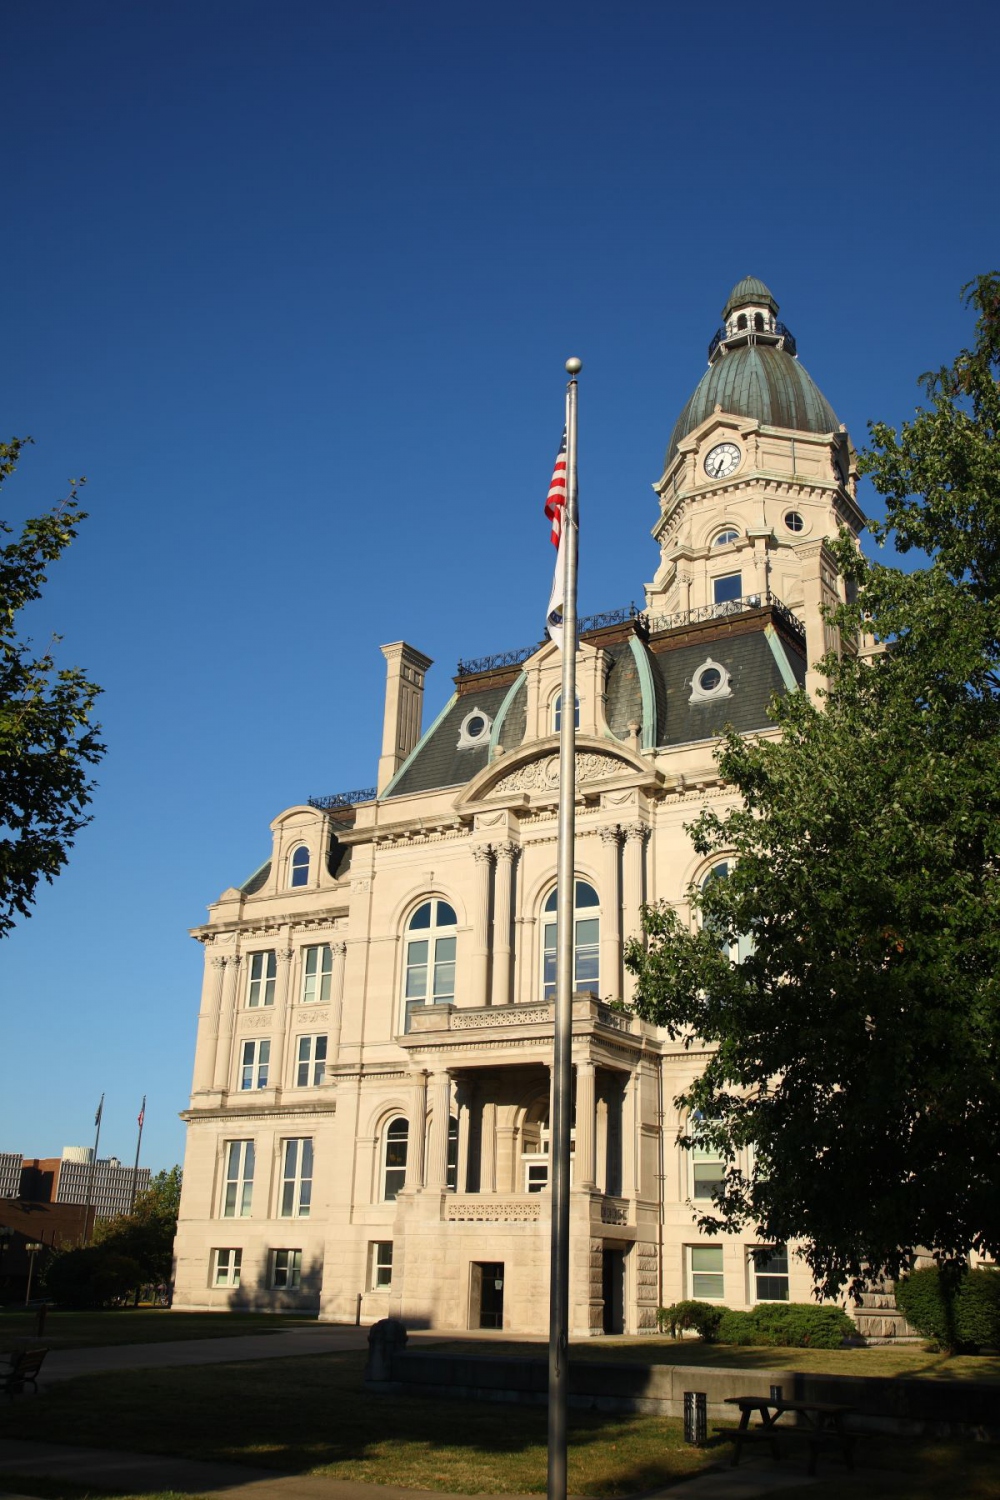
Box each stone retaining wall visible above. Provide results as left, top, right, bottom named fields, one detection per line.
left=369, top=1350, right=1000, bottom=1438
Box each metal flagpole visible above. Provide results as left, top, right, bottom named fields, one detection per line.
left=130, top=1096, right=146, bottom=1213
left=548, top=356, right=581, bottom=1500
left=84, top=1094, right=104, bottom=1245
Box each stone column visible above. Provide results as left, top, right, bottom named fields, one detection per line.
left=328, top=941, right=348, bottom=1065
left=192, top=953, right=227, bottom=1094
left=575, top=1059, right=597, bottom=1191
left=622, top=1069, right=637, bottom=1199
left=621, top=823, right=647, bottom=1003
left=426, top=1070, right=453, bottom=1190
left=212, top=955, right=242, bottom=1091
left=406, top=1071, right=428, bottom=1190
left=470, top=845, right=493, bottom=1009
left=491, top=842, right=517, bottom=1007
left=496, top=1124, right=518, bottom=1195
left=599, top=825, right=622, bottom=1002
left=455, top=1077, right=471, bottom=1194
left=270, top=943, right=295, bottom=1089
left=480, top=1100, right=497, bottom=1193
left=514, top=918, right=535, bottom=1005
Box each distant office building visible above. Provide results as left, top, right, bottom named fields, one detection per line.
left=0, top=1153, right=22, bottom=1199
left=16, top=1149, right=150, bottom=1221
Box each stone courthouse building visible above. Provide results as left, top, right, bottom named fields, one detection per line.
left=173, top=278, right=865, bottom=1333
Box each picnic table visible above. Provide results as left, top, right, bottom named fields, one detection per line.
left=724, top=1394, right=857, bottom=1475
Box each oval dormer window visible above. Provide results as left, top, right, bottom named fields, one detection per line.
left=457, top=706, right=493, bottom=750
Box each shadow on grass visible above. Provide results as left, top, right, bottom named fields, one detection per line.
left=0, top=1308, right=318, bottom=1353
left=0, top=1350, right=727, bottom=1496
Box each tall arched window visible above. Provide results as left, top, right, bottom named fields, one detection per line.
left=403, top=899, right=458, bottom=1031
left=289, top=845, right=310, bottom=888
left=383, top=1118, right=408, bottom=1200
left=542, top=880, right=600, bottom=999
left=552, top=694, right=580, bottom=733
left=702, top=861, right=753, bottom=963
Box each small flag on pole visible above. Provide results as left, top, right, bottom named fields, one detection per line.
left=137, top=1096, right=146, bottom=1129
left=95, top=1094, right=104, bottom=1128
left=546, top=430, right=568, bottom=650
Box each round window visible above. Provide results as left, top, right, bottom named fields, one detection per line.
left=784, top=510, right=804, bottom=533
left=466, top=716, right=486, bottom=739
left=699, top=668, right=722, bottom=692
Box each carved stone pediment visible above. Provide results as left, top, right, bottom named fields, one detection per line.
left=457, top=735, right=657, bottom=810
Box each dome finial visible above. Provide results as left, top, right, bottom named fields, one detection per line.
left=722, top=276, right=779, bottom=321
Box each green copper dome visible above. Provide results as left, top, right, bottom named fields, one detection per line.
left=665, top=282, right=840, bottom=466
left=722, top=275, right=778, bottom=319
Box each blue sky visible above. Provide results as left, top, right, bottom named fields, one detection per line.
left=2, top=0, right=997, bottom=1175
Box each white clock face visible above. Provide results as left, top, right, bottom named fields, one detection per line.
left=704, top=441, right=741, bottom=480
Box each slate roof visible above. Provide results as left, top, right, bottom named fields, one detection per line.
left=385, top=681, right=515, bottom=799
left=648, top=625, right=805, bottom=745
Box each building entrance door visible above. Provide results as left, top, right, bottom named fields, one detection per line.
left=601, top=1248, right=625, bottom=1334
left=471, top=1261, right=505, bottom=1329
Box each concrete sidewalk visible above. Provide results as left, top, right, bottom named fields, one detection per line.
left=40, top=1325, right=373, bottom=1383
left=0, top=1437, right=827, bottom=1500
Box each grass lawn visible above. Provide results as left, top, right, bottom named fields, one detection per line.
left=1, top=1349, right=998, bottom=1496
left=0, top=1308, right=316, bottom=1352
left=451, top=1335, right=1000, bottom=1383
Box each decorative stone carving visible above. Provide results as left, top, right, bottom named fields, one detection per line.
left=239, top=1015, right=273, bottom=1032
left=451, top=1006, right=550, bottom=1030
left=211, top=957, right=227, bottom=970
left=446, top=1198, right=542, bottom=1222
left=596, top=1005, right=632, bottom=1033
left=491, top=751, right=630, bottom=797
left=493, top=840, right=519, bottom=863
left=621, top=822, right=648, bottom=843
left=278, top=948, right=295, bottom=965
left=600, top=1201, right=630, bottom=1225
left=331, top=941, right=348, bottom=957
left=471, top=844, right=494, bottom=864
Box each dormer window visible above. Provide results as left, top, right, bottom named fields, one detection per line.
left=457, top=706, right=493, bottom=750
left=290, top=845, right=310, bottom=888
left=553, top=693, right=580, bottom=733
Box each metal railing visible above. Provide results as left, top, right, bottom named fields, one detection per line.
left=456, top=605, right=648, bottom=676
left=308, top=787, right=376, bottom=811
left=648, top=592, right=804, bottom=638
left=707, top=320, right=797, bottom=361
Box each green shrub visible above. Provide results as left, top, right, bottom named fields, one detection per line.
left=44, top=1246, right=141, bottom=1308
left=716, top=1302, right=854, bottom=1348
left=717, top=1309, right=757, bottom=1344
left=657, top=1300, right=726, bottom=1341
left=896, top=1265, right=1000, bottom=1352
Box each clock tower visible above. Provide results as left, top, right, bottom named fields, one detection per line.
left=645, top=276, right=865, bottom=696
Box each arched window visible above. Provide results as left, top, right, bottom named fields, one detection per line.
left=712, top=529, right=740, bottom=547
left=702, top=861, right=753, bottom=963
left=383, top=1118, right=408, bottom=1200
left=542, top=880, right=600, bottom=999
left=753, top=312, right=764, bottom=332
left=403, top=898, right=458, bottom=1031
left=552, top=693, right=580, bottom=733
left=736, top=313, right=747, bottom=331
left=290, top=845, right=310, bottom=888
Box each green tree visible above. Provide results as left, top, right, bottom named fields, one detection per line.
left=1, top=438, right=104, bottom=937
left=96, top=1166, right=182, bottom=1285
left=625, top=274, right=1000, bottom=1300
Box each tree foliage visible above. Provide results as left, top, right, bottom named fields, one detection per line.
left=626, top=274, right=1000, bottom=1299
left=95, top=1166, right=182, bottom=1284
left=0, top=437, right=104, bottom=937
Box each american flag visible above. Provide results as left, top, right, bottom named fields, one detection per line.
left=138, top=1095, right=146, bottom=1129
left=544, top=429, right=567, bottom=547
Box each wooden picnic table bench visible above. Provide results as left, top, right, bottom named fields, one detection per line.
left=2, top=1346, right=48, bottom=1399
left=724, top=1394, right=857, bottom=1475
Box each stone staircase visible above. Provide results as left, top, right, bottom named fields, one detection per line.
left=852, top=1281, right=922, bottom=1343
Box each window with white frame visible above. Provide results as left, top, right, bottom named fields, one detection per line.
left=212, top=1248, right=242, bottom=1288
left=279, top=1138, right=313, bottom=1217
left=246, top=951, right=277, bottom=1007
left=271, top=1248, right=302, bottom=1289
left=542, top=880, right=600, bottom=999
left=552, top=693, right=580, bottom=733
left=296, top=1034, right=327, bottom=1087
left=688, top=1244, right=724, bottom=1300
left=403, top=899, right=457, bottom=1031
left=713, top=528, right=740, bottom=547
left=751, top=1246, right=790, bottom=1301
left=689, top=1112, right=726, bottom=1202
left=301, top=944, right=333, bottom=1004
left=713, top=572, right=742, bottom=604
left=239, top=1039, right=270, bottom=1091
left=521, top=1110, right=574, bottom=1192
left=370, top=1241, right=393, bottom=1290
left=382, top=1118, right=408, bottom=1201
left=221, top=1140, right=255, bottom=1217
left=289, top=844, right=310, bottom=887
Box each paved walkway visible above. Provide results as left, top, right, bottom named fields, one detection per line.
left=40, top=1324, right=373, bottom=1383
left=0, top=1437, right=824, bottom=1500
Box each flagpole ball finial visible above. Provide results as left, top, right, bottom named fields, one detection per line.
left=565, top=357, right=582, bottom=375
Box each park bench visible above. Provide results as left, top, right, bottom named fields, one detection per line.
left=2, top=1346, right=48, bottom=1399
left=724, top=1394, right=857, bottom=1475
